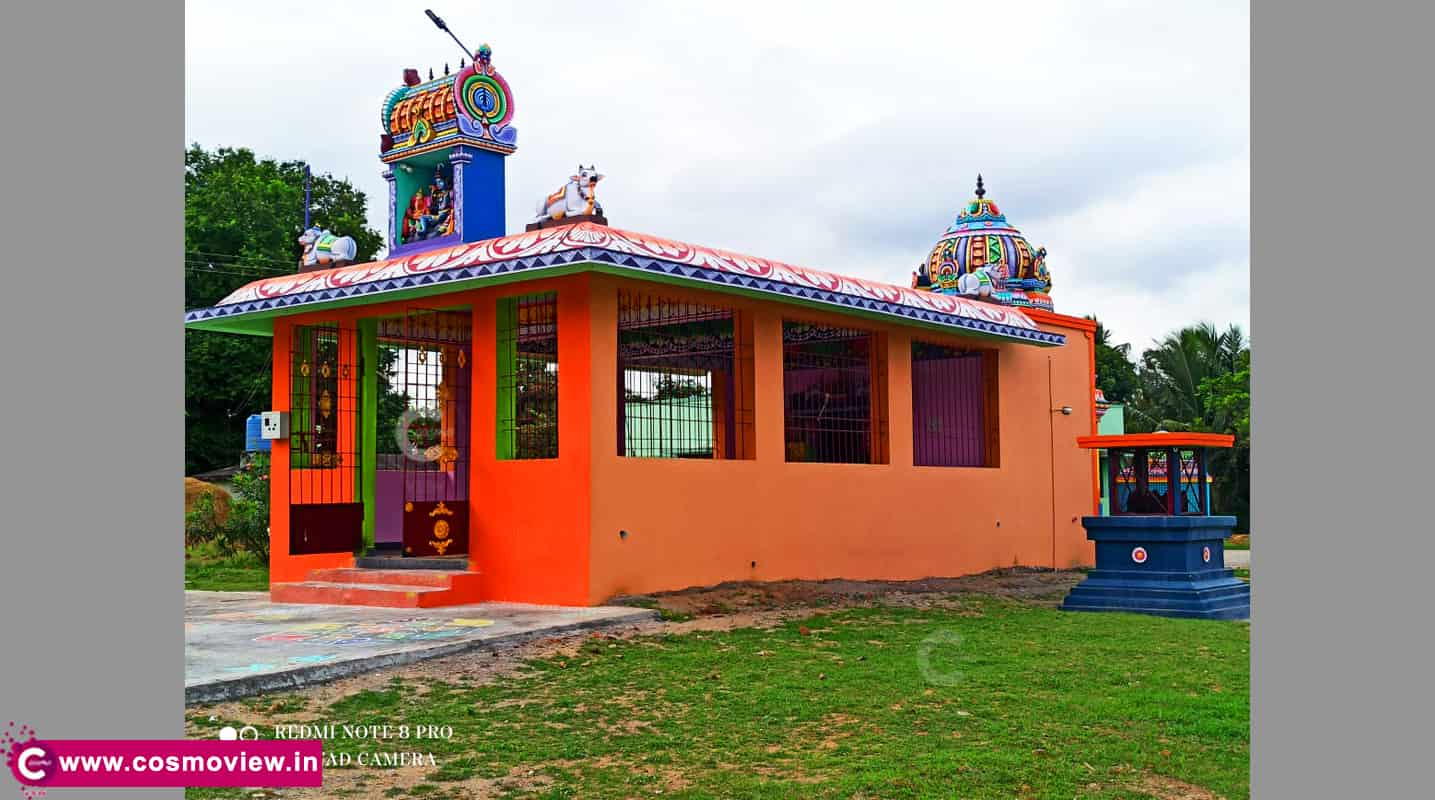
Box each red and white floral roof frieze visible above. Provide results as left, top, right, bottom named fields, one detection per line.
left=193, top=223, right=1063, bottom=346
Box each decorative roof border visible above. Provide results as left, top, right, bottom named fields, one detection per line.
left=185, top=223, right=1065, bottom=346
left=380, top=132, right=514, bottom=162
left=1077, top=433, right=1235, bottom=450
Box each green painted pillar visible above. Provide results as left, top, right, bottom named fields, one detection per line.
left=359, top=318, right=379, bottom=552
left=495, top=297, right=516, bottom=460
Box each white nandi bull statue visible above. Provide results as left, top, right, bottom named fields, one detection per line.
left=956, top=264, right=1006, bottom=299
left=298, top=226, right=358, bottom=270
left=532, top=165, right=604, bottom=225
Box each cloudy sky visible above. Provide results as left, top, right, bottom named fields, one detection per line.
left=186, top=0, right=1249, bottom=352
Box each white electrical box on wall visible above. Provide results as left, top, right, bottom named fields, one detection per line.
left=259, top=411, right=288, bottom=440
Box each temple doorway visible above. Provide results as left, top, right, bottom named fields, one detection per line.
left=370, top=309, right=472, bottom=559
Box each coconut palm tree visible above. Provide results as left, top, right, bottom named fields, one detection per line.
left=1127, top=322, right=1251, bottom=532
left=1130, top=323, right=1246, bottom=431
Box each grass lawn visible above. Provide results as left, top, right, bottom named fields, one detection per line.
left=184, top=546, right=268, bottom=592
left=1224, top=536, right=1250, bottom=551
left=187, top=595, right=1249, bottom=799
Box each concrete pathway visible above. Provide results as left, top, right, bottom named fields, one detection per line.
left=185, top=592, right=654, bottom=705
left=1225, top=549, right=1250, bottom=568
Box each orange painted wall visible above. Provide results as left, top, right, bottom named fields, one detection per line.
left=585, top=274, right=1096, bottom=605
left=468, top=275, right=593, bottom=606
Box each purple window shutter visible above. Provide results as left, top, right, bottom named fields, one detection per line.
left=912, top=351, right=986, bottom=467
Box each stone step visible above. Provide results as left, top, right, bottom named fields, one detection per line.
left=271, top=568, right=483, bottom=608
left=1061, top=598, right=1251, bottom=621
left=1070, top=580, right=1251, bottom=597
left=308, top=568, right=470, bottom=588
left=270, top=581, right=453, bottom=608
left=355, top=554, right=469, bottom=570
left=1083, top=568, right=1241, bottom=584
left=1061, top=580, right=1250, bottom=619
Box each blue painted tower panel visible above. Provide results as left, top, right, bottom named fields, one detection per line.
left=459, top=146, right=506, bottom=242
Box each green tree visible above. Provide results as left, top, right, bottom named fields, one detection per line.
left=373, top=344, right=412, bottom=456
left=654, top=375, right=708, bottom=400
left=185, top=145, right=382, bottom=474
left=514, top=356, right=559, bottom=457
left=1129, top=322, right=1245, bottom=431
left=1127, top=322, right=1251, bottom=532
left=1087, top=317, right=1139, bottom=403
left=1196, top=348, right=1251, bottom=531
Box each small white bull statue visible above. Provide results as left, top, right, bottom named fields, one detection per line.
left=298, top=226, right=358, bottom=269
left=956, top=264, right=1004, bottom=299
left=532, top=165, right=604, bottom=225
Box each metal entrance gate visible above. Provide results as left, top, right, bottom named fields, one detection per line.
left=382, top=310, right=472, bottom=557
left=288, top=322, right=364, bottom=554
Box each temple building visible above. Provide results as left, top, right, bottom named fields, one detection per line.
left=184, top=44, right=1101, bottom=607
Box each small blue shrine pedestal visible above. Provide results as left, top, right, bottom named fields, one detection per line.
left=1060, top=516, right=1250, bottom=619
left=1061, top=432, right=1249, bottom=620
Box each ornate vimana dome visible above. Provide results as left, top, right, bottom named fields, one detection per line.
left=911, top=175, right=1054, bottom=311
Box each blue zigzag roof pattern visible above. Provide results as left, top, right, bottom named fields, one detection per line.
left=184, top=246, right=1065, bottom=346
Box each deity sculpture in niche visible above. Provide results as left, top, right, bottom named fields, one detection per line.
left=401, top=164, right=457, bottom=244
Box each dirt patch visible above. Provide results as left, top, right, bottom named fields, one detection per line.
left=1135, top=773, right=1228, bottom=800
left=464, top=757, right=688, bottom=797
left=467, top=763, right=559, bottom=796
left=747, top=763, right=828, bottom=785
left=610, top=568, right=1082, bottom=619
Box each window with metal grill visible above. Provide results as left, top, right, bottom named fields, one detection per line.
left=289, top=322, right=354, bottom=470
left=782, top=321, right=888, bottom=464
left=287, top=322, right=364, bottom=555
left=496, top=292, right=559, bottom=459
left=910, top=340, right=999, bottom=467
left=618, top=290, right=755, bottom=459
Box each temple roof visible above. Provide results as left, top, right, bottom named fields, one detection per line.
left=918, top=176, right=1054, bottom=311
left=184, top=222, right=1065, bottom=346
left=380, top=43, right=517, bottom=161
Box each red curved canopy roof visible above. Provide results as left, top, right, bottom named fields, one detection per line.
left=186, top=222, right=1069, bottom=346
left=1076, top=433, right=1235, bottom=450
